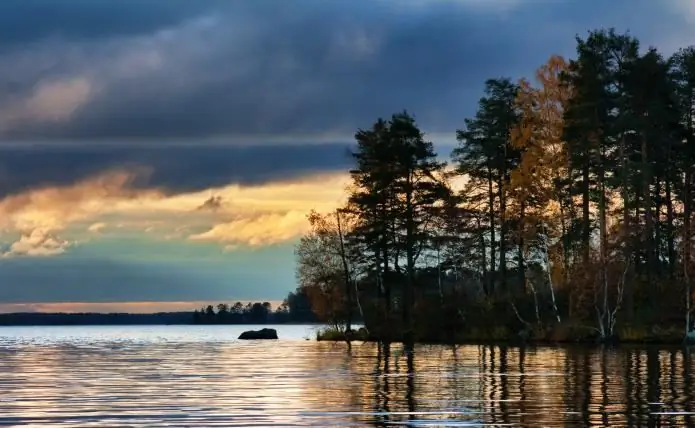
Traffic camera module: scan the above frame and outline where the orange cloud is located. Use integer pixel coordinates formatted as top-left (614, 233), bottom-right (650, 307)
top-left (0, 163), bottom-right (478, 257)
top-left (190, 210), bottom-right (310, 247)
top-left (87, 222), bottom-right (108, 233)
top-left (0, 168), bottom-right (350, 256)
top-left (3, 228), bottom-right (70, 257)
top-left (0, 169), bottom-right (162, 255)
top-left (188, 172), bottom-right (350, 247)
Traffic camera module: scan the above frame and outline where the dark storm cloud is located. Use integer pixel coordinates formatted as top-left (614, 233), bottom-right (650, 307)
top-left (0, 0), bottom-right (222, 49)
top-left (0, 0), bottom-right (691, 142)
top-left (0, 143), bottom-right (354, 196)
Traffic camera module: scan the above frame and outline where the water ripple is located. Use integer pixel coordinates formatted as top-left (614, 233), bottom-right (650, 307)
top-left (1, 325), bottom-right (695, 426)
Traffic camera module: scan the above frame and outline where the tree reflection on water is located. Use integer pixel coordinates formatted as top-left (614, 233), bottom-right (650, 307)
top-left (310, 343), bottom-right (695, 427)
top-left (1, 328), bottom-right (694, 427)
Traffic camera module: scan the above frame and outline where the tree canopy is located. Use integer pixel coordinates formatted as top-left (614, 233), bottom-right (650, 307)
top-left (295, 28), bottom-right (695, 344)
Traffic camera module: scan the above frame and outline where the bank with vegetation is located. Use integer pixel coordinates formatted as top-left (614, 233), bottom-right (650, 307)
top-left (293, 28), bottom-right (695, 346)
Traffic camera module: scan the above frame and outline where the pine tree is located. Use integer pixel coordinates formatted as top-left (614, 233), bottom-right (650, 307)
top-left (453, 78), bottom-right (521, 294)
top-left (563, 29), bottom-right (638, 321)
top-left (671, 47), bottom-right (695, 334)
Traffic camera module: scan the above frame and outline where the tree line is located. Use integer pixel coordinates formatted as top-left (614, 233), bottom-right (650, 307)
top-left (191, 290), bottom-right (326, 324)
top-left (295, 28), bottom-right (695, 345)
top-left (0, 312), bottom-right (194, 326)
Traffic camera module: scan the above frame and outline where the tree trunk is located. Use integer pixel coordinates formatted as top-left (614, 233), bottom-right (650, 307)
top-left (374, 245), bottom-right (384, 303)
top-left (382, 242), bottom-right (391, 316)
top-left (498, 175), bottom-right (507, 293)
top-left (582, 162), bottom-right (591, 266)
top-left (381, 205), bottom-right (391, 320)
top-left (559, 163), bottom-right (573, 318)
top-left (620, 134), bottom-right (634, 320)
top-left (335, 209), bottom-right (352, 333)
top-left (518, 200), bottom-right (526, 294)
top-left (685, 168), bottom-right (692, 336)
top-left (598, 146), bottom-right (609, 333)
top-left (642, 133), bottom-right (655, 288)
top-left (654, 179), bottom-right (662, 278)
top-left (436, 243), bottom-right (444, 305)
top-left (559, 199), bottom-right (572, 318)
top-left (403, 171), bottom-right (416, 349)
top-left (665, 176), bottom-right (676, 279)
top-left (487, 165), bottom-right (496, 295)
top-left (685, 90), bottom-right (695, 337)
top-left (479, 215), bottom-right (488, 296)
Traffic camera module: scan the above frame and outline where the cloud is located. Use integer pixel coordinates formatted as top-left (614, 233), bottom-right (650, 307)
top-left (0, 0), bottom-right (691, 142)
top-left (0, 0), bottom-right (691, 305)
top-left (87, 222), bottom-right (107, 233)
top-left (0, 77), bottom-right (92, 130)
top-left (180, 173), bottom-right (352, 247)
top-left (0, 143), bottom-right (354, 197)
top-left (0, 169), bottom-right (160, 230)
top-left (3, 228), bottom-right (70, 257)
top-left (190, 211), bottom-right (310, 247)
top-left (0, 169), bottom-right (161, 256)
top-left (0, 0), bottom-right (222, 48)
top-left (0, 167), bottom-right (349, 256)
top-left (399, 0), bottom-right (523, 12)
top-left (197, 195), bottom-right (223, 212)
top-left (670, 0), bottom-right (695, 27)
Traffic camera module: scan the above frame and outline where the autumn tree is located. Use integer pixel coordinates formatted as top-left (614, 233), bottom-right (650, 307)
top-left (508, 55), bottom-right (573, 322)
top-left (294, 28), bottom-right (695, 344)
top-left (295, 210), bottom-right (358, 331)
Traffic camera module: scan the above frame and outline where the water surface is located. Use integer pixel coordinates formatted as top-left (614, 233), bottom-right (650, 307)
top-left (1, 325), bottom-right (694, 426)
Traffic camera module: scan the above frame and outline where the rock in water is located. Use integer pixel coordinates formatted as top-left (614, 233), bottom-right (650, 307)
top-left (238, 328), bottom-right (278, 340)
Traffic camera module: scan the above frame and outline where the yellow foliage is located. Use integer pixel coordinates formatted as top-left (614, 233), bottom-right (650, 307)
top-left (508, 55), bottom-right (573, 251)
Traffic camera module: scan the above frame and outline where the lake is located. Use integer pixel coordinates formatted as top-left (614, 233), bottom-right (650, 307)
top-left (0, 325), bottom-right (694, 427)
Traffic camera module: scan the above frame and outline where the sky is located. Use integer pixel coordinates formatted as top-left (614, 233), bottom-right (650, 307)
top-left (0, 0), bottom-right (693, 313)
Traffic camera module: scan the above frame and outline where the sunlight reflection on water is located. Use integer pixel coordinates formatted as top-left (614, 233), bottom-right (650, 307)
top-left (0, 325), bottom-right (694, 426)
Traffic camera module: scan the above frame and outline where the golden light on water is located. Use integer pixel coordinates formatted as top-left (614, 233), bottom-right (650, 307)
top-left (1, 327), bottom-right (695, 426)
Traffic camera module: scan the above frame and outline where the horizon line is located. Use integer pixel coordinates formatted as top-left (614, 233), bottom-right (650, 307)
top-left (0, 300), bottom-right (286, 314)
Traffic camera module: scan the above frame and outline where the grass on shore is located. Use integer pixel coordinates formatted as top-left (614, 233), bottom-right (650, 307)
top-left (316, 326), bottom-right (370, 342)
top-left (315, 323), bottom-right (691, 345)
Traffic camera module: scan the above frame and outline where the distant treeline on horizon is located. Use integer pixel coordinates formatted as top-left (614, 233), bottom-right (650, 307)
top-left (0, 312), bottom-right (194, 326)
top-left (192, 295), bottom-right (323, 325)
top-left (0, 291), bottom-right (326, 326)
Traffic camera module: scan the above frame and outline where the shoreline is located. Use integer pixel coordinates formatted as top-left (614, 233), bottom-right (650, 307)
top-left (315, 326), bottom-right (695, 346)
top-left (317, 336), bottom-right (695, 346)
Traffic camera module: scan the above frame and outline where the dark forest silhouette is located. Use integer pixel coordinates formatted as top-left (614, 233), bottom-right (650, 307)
top-left (295, 28), bottom-right (695, 346)
top-left (0, 312), bottom-right (192, 326)
top-left (192, 293), bottom-right (318, 324)
top-left (0, 292), bottom-right (321, 326)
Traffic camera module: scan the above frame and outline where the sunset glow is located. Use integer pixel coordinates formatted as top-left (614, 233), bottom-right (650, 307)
top-left (0, 0), bottom-right (691, 309)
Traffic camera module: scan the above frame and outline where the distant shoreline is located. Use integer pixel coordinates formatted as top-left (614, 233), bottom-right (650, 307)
top-left (0, 311), bottom-right (323, 327)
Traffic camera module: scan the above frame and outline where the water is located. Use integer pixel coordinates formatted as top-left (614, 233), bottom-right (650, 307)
top-left (1, 325), bottom-right (694, 427)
